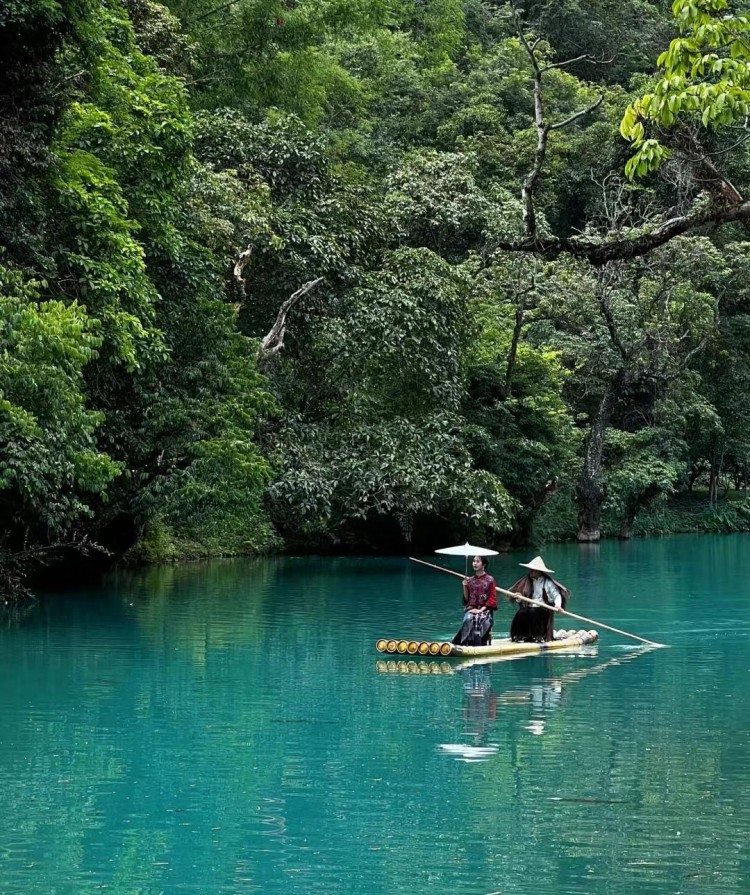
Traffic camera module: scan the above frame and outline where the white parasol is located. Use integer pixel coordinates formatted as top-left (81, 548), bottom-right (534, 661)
top-left (435, 541), bottom-right (498, 574)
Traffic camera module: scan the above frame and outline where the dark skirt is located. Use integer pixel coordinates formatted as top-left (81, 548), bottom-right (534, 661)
top-left (452, 610), bottom-right (493, 646)
top-left (510, 606), bottom-right (554, 643)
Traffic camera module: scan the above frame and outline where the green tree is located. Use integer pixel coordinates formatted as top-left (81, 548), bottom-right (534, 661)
top-left (621, 0), bottom-right (750, 181)
top-left (0, 268), bottom-right (120, 538)
top-left (545, 238), bottom-right (727, 540)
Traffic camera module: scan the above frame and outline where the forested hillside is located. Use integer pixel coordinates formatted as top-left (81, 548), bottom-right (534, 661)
top-left (2, 0), bottom-right (750, 595)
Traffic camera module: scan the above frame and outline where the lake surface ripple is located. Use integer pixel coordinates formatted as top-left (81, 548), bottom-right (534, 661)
top-left (1, 534), bottom-right (748, 895)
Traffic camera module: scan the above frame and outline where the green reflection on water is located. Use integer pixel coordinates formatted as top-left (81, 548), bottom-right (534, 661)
top-left (0, 536), bottom-right (748, 894)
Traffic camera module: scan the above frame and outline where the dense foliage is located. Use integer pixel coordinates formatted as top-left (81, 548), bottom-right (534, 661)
top-left (2, 0), bottom-right (750, 594)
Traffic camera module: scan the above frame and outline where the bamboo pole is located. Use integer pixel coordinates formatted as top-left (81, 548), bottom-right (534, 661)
top-left (409, 556), bottom-right (664, 647)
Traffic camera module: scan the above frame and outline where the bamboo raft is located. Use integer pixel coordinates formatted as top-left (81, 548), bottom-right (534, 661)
top-left (375, 629), bottom-right (598, 658)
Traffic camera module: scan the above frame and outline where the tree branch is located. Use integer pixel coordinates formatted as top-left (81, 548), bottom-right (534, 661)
top-left (596, 270), bottom-right (630, 362)
top-left (540, 53), bottom-right (614, 74)
top-left (233, 245), bottom-right (253, 297)
top-left (539, 53), bottom-right (590, 72)
top-left (189, 0), bottom-right (240, 23)
top-left (500, 10), bottom-right (750, 265)
top-left (504, 294), bottom-right (527, 398)
top-left (496, 199), bottom-right (750, 266)
top-left (671, 128), bottom-right (745, 206)
top-left (260, 278), bottom-right (324, 362)
top-left (512, 7), bottom-right (603, 239)
top-left (549, 95), bottom-right (604, 131)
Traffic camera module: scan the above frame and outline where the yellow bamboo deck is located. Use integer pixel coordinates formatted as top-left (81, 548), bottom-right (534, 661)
top-left (375, 629), bottom-right (598, 658)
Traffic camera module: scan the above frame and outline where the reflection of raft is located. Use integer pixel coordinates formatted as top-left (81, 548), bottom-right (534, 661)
top-left (374, 629), bottom-right (598, 658)
top-left (376, 660), bottom-right (454, 675)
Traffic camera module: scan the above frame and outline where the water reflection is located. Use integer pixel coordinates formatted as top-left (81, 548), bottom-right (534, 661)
top-left (0, 542), bottom-right (748, 895)
top-left (438, 665), bottom-right (500, 759)
top-left (434, 647), bottom-right (659, 757)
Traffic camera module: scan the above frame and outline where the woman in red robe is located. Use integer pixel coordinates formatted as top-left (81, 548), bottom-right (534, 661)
top-left (452, 555), bottom-right (498, 646)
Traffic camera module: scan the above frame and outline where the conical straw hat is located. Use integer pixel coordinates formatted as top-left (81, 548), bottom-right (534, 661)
top-left (519, 555), bottom-right (555, 575)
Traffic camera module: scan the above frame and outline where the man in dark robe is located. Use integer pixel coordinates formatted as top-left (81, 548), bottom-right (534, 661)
top-left (507, 555), bottom-right (570, 643)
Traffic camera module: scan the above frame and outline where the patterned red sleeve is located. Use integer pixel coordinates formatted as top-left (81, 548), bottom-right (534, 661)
top-left (485, 578), bottom-right (498, 611)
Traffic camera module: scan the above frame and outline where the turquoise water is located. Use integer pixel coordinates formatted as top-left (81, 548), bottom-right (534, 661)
top-left (0, 534), bottom-right (748, 895)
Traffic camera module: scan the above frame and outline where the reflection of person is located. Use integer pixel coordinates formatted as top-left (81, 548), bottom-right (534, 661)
top-left (452, 556), bottom-right (498, 646)
top-left (462, 665), bottom-right (498, 743)
top-left (530, 680), bottom-right (563, 712)
top-left (508, 555), bottom-right (570, 643)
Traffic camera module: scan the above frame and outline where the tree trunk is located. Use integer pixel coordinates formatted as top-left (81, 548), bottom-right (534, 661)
top-left (510, 479), bottom-right (558, 546)
top-left (708, 446), bottom-right (725, 506)
top-left (618, 515), bottom-right (634, 541)
top-left (619, 483), bottom-right (662, 540)
top-left (708, 466), bottom-right (718, 505)
top-left (576, 375), bottom-right (623, 542)
top-left (687, 464), bottom-right (703, 493)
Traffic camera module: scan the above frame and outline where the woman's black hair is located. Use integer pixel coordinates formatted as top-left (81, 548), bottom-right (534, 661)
top-left (474, 555), bottom-right (488, 571)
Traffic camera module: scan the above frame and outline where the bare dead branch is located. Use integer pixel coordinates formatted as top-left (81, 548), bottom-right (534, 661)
top-left (233, 245), bottom-right (253, 298)
top-left (539, 48), bottom-right (614, 73)
top-left (704, 132), bottom-right (750, 158)
top-left (260, 277), bottom-right (324, 362)
top-left (549, 95), bottom-right (604, 131)
top-left (521, 76), bottom-right (546, 238)
top-left (539, 53), bottom-right (591, 73)
top-left (511, 6), bottom-right (603, 239)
